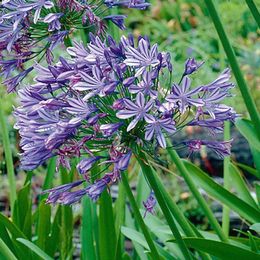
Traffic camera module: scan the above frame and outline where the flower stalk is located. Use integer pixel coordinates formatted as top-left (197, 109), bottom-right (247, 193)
top-left (120, 171), bottom-right (161, 260)
top-left (204, 0), bottom-right (260, 140)
top-left (147, 160), bottom-right (211, 260)
top-left (245, 0), bottom-right (260, 28)
top-left (136, 152), bottom-right (193, 260)
top-left (222, 121), bottom-right (231, 236)
top-left (0, 101), bottom-right (16, 216)
top-left (166, 140), bottom-right (228, 243)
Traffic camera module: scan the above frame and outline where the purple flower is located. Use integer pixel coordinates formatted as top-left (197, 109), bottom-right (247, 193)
top-left (116, 92), bottom-right (153, 131)
top-left (117, 151), bottom-right (132, 171)
top-left (104, 15), bottom-right (126, 30)
top-left (129, 71), bottom-right (157, 98)
top-left (185, 139), bottom-right (232, 158)
top-left (3, 67), bottom-right (33, 92)
top-left (104, 0), bottom-right (150, 9)
top-left (74, 66), bottom-right (106, 98)
top-left (86, 174), bottom-right (113, 201)
top-left (57, 189), bottom-right (87, 205)
top-left (48, 30), bottom-right (69, 50)
top-left (202, 68), bottom-right (234, 92)
top-left (145, 115), bottom-right (176, 148)
top-left (77, 156), bottom-right (101, 174)
top-left (43, 13), bottom-right (63, 31)
top-left (43, 180), bottom-right (84, 204)
top-left (188, 118), bottom-right (224, 134)
top-left (196, 89), bottom-right (229, 119)
top-left (184, 58), bottom-right (204, 76)
top-left (18, 0), bottom-right (54, 24)
top-left (100, 122), bottom-right (123, 137)
top-left (124, 38), bottom-right (160, 76)
top-left (66, 97), bottom-right (95, 119)
top-left (143, 191), bottom-right (156, 217)
top-left (166, 76), bottom-right (204, 114)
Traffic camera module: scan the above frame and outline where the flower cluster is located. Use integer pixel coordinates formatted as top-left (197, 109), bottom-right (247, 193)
top-left (0, 0), bottom-right (149, 92)
top-left (14, 34), bottom-right (237, 204)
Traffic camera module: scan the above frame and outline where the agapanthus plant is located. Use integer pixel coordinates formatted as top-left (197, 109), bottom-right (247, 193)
top-left (14, 34), bottom-right (237, 204)
top-left (0, 0), bottom-right (149, 92)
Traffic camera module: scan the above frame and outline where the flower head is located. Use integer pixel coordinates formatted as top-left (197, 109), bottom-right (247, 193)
top-left (14, 34), bottom-right (236, 204)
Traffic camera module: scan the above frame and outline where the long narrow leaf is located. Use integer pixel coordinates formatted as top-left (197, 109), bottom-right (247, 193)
top-left (36, 201), bottom-right (51, 252)
top-left (235, 119), bottom-right (260, 152)
top-left (183, 161), bottom-right (260, 223)
top-left (99, 190), bottom-right (117, 260)
top-left (121, 227), bottom-right (177, 260)
top-left (17, 238), bottom-right (52, 260)
top-left (0, 102), bottom-right (16, 214)
top-left (181, 238), bottom-right (260, 259)
top-left (229, 163), bottom-right (258, 208)
top-left (0, 238), bottom-right (18, 260)
top-left (236, 163), bottom-right (258, 179)
top-left (81, 197), bottom-right (96, 260)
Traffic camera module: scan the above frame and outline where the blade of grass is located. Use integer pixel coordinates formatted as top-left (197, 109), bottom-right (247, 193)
top-left (0, 102), bottom-right (16, 215)
top-left (135, 152), bottom-right (193, 260)
top-left (204, 0), bottom-right (260, 140)
top-left (121, 171), bottom-right (161, 260)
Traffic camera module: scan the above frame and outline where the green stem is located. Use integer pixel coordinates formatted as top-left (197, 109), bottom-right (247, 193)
top-left (0, 104), bottom-right (16, 216)
top-left (245, 0), bottom-right (260, 28)
top-left (121, 171), bottom-right (161, 260)
top-left (149, 164), bottom-right (196, 237)
top-left (204, 0), bottom-right (260, 140)
top-left (148, 164), bottom-right (211, 260)
top-left (136, 153), bottom-right (193, 260)
top-left (222, 117), bottom-right (231, 235)
top-left (166, 142), bottom-right (228, 242)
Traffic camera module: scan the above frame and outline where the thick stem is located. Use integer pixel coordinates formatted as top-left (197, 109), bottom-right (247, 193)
top-left (136, 154), bottom-right (193, 260)
top-left (121, 171), bottom-right (161, 260)
top-left (166, 142), bottom-right (228, 242)
top-left (245, 0), bottom-right (260, 28)
top-left (204, 0), bottom-right (260, 140)
top-left (145, 162), bottom-right (211, 260)
top-left (148, 164), bottom-right (196, 237)
top-left (222, 122), bottom-right (231, 235)
top-left (0, 104), bottom-right (16, 216)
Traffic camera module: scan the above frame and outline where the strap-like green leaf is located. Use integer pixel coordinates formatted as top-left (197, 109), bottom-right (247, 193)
top-left (171, 238), bottom-right (260, 259)
top-left (17, 238), bottom-right (53, 260)
top-left (229, 163), bottom-right (258, 208)
top-left (183, 160), bottom-right (260, 223)
top-left (0, 238), bottom-right (18, 260)
top-left (236, 118), bottom-right (260, 152)
top-left (121, 226), bottom-right (177, 260)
